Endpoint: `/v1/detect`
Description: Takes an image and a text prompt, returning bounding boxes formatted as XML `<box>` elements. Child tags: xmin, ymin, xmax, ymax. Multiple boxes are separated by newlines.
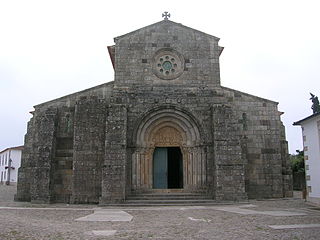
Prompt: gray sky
<box><xmin>1</xmin><ymin>0</ymin><xmax>319</xmax><ymax>153</ymax></box>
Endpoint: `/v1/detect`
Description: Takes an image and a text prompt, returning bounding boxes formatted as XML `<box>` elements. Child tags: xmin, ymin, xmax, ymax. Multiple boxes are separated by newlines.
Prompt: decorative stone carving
<box><xmin>310</xmin><ymin>93</ymin><xmax>320</xmax><ymax>114</ymax></box>
<box><xmin>152</xmin><ymin>127</ymin><xmax>183</xmax><ymax>146</ymax></box>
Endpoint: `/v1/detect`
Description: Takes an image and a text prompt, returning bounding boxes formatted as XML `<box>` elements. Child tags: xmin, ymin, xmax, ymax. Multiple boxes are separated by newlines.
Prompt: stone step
<box><xmin>99</xmin><ymin>199</ymin><xmax>223</xmax><ymax>207</ymax></box>
<box><xmin>127</xmin><ymin>194</ymin><xmax>212</xmax><ymax>200</ymax></box>
<box><xmin>125</xmin><ymin>199</ymin><xmax>216</xmax><ymax>204</ymax></box>
<box><xmin>100</xmin><ymin>199</ymin><xmax>249</xmax><ymax>207</ymax></box>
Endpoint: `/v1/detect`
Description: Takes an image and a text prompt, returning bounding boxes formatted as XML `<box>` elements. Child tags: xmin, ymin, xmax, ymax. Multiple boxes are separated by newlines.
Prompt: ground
<box><xmin>0</xmin><ymin>185</ymin><xmax>319</xmax><ymax>240</ymax></box>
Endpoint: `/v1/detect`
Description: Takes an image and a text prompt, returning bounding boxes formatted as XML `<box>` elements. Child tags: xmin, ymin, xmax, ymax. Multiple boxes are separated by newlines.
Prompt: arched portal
<box><xmin>131</xmin><ymin>107</ymin><xmax>208</xmax><ymax>193</ymax></box>
<box><xmin>153</xmin><ymin>146</ymin><xmax>183</xmax><ymax>189</ymax></box>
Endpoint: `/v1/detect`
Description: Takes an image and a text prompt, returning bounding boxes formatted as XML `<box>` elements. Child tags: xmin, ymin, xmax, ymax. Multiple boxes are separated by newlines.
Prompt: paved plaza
<box><xmin>0</xmin><ymin>185</ymin><xmax>320</xmax><ymax>239</ymax></box>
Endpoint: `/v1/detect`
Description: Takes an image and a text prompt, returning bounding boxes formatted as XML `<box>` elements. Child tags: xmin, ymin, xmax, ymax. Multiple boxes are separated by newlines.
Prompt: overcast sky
<box><xmin>1</xmin><ymin>0</ymin><xmax>319</xmax><ymax>153</ymax></box>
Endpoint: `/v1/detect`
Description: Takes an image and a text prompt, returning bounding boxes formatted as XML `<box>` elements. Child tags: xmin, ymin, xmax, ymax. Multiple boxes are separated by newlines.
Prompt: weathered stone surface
<box><xmin>15</xmin><ymin>19</ymin><xmax>292</xmax><ymax>204</ymax></box>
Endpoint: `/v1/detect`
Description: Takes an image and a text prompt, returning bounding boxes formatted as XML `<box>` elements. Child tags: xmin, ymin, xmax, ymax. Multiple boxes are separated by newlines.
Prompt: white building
<box><xmin>0</xmin><ymin>146</ymin><xmax>23</xmax><ymax>185</ymax></box>
<box><xmin>294</xmin><ymin>112</ymin><xmax>320</xmax><ymax>205</ymax></box>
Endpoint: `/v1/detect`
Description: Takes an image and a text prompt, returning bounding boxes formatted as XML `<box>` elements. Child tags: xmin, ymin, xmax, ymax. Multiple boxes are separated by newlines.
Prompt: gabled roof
<box><xmin>114</xmin><ymin>19</ymin><xmax>220</xmax><ymax>42</ymax></box>
<box><xmin>0</xmin><ymin>145</ymin><xmax>24</xmax><ymax>154</ymax></box>
<box><xmin>221</xmin><ymin>86</ymin><xmax>279</xmax><ymax>104</ymax></box>
<box><xmin>34</xmin><ymin>82</ymin><xmax>114</xmax><ymax>108</ymax></box>
<box><xmin>293</xmin><ymin>112</ymin><xmax>320</xmax><ymax>125</ymax></box>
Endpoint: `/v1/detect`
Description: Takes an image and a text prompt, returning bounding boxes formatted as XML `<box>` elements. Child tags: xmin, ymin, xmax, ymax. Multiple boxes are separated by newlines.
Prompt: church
<box><xmin>15</xmin><ymin>14</ymin><xmax>293</xmax><ymax>204</ymax></box>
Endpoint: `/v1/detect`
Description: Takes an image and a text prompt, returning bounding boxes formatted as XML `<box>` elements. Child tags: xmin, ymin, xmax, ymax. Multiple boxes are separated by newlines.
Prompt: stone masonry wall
<box><xmin>112</xmin><ymin>85</ymin><xmax>243</xmax><ymax>197</ymax></box>
<box><xmin>101</xmin><ymin>104</ymin><xmax>127</xmax><ymax>203</ymax></box>
<box><xmin>15</xmin><ymin>117</ymin><xmax>35</xmax><ymax>202</ymax></box>
<box><xmin>212</xmin><ymin>104</ymin><xmax>247</xmax><ymax>201</ymax></box>
<box><xmin>280</xmin><ymin>123</ymin><xmax>293</xmax><ymax>197</ymax></box>
<box><xmin>16</xmin><ymin>83</ymin><xmax>114</xmax><ymax>204</ymax></box>
<box><xmin>17</xmin><ymin>108</ymin><xmax>68</xmax><ymax>203</ymax></box>
<box><xmin>114</xmin><ymin>20</ymin><xmax>223</xmax><ymax>88</ymax></box>
<box><xmin>71</xmin><ymin>96</ymin><xmax>106</xmax><ymax>204</ymax></box>
<box><xmin>52</xmin><ymin>106</ymin><xmax>75</xmax><ymax>203</ymax></box>
<box><xmin>222</xmin><ymin>87</ymin><xmax>292</xmax><ymax>198</ymax></box>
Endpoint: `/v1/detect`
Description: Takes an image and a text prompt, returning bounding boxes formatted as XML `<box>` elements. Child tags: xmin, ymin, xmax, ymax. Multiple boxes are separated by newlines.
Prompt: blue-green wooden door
<box><xmin>153</xmin><ymin>147</ymin><xmax>168</xmax><ymax>189</ymax></box>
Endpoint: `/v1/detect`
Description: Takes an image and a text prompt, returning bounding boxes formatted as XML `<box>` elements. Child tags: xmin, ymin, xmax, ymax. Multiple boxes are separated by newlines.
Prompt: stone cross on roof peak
<box><xmin>162</xmin><ymin>12</ymin><xmax>171</xmax><ymax>20</ymax></box>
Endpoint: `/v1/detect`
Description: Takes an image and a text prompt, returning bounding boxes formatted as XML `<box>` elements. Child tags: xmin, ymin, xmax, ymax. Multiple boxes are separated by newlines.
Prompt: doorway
<box><xmin>153</xmin><ymin>147</ymin><xmax>183</xmax><ymax>189</ymax></box>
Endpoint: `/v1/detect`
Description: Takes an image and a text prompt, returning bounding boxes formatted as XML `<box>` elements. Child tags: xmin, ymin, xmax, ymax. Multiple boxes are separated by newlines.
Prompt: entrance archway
<box><xmin>132</xmin><ymin>107</ymin><xmax>207</xmax><ymax>193</ymax></box>
<box><xmin>153</xmin><ymin>147</ymin><xmax>183</xmax><ymax>189</ymax></box>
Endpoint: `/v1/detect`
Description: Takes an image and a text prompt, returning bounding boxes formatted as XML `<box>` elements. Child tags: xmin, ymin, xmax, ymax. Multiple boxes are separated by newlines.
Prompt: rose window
<box><xmin>153</xmin><ymin>49</ymin><xmax>184</xmax><ymax>80</ymax></box>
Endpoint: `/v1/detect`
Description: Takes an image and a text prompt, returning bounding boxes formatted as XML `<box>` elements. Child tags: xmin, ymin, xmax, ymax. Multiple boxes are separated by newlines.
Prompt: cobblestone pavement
<box><xmin>1</xmin><ymin>185</ymin><xmax>320</xmax><ymax>240</ymax></box>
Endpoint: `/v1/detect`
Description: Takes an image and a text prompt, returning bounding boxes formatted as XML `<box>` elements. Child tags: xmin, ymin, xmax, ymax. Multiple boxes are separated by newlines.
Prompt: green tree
<box><xmin>290</xmin><ymin>150</ymin><xmax>305</xmax><ymax>173</ymax></box>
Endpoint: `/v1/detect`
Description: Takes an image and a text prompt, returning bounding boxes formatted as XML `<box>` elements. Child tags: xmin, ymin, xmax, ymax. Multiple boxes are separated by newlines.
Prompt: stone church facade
<box><xmin>15</xmin><ymin>18</ymin><xmax>292</xmax><ymax>204</ymax></box>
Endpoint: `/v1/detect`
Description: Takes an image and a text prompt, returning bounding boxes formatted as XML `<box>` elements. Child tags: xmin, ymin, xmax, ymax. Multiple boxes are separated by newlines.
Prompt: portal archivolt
<box><xmin>131</xmin><ymin>107</ymin><xmax>208</xmax><ymax>193</ymax></box>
